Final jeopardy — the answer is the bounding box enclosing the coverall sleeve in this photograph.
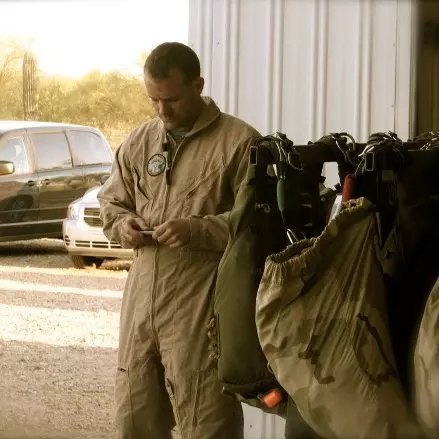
[97,143,138,244]
[187,135,257,252]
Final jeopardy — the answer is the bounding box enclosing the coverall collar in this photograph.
[186,96,221,137]
[156,97,221,144]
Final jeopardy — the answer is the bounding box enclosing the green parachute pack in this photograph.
[212,133,353,412]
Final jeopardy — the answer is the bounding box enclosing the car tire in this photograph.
[70,255,104,269]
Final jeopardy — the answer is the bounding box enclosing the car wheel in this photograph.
[70,255,103,269]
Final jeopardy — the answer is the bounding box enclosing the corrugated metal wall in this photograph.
[189,0,418,142]
[190,0,419,186]
[188,2,420,438]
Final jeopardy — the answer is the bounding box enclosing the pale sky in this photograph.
[0,0,189,77]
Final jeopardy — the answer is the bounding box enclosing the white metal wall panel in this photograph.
[188,0,419,435]
[190,0,418,187]
[189,0,418,141]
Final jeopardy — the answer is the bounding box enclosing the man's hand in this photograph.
[152,219,191,248]
[120,217,153,249]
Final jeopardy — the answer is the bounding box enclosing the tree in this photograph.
[0,38,24,89]
[0,38,26,119]
[0,38,156,140]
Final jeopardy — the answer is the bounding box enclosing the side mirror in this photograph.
[0,160,14,176]
[100,174,110,185]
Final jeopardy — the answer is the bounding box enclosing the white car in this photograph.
[63,186,132,268]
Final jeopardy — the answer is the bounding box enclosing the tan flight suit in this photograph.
[98,98,259,439]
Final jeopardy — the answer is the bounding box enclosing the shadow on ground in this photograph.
[0,239,131,271]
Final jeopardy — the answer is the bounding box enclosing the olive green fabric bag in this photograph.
[212,136,330,414]
[213,158,289,411]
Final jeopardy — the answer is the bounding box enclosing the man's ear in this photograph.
[194,77,204,94]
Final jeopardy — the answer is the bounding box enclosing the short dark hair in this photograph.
[144,42,201,82]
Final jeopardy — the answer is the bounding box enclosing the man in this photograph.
[98,42,260,439]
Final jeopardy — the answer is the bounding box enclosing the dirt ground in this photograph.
[0,239,130,439]
[0,239,284,439]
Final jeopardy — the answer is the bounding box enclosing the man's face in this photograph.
[144,68,204,131]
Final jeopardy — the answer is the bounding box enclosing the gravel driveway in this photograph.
[0,239,284,439]
[0,239,130,439]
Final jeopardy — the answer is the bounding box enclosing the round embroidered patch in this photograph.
[147,154,166,176]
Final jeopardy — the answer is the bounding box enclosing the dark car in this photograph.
[0,121,113,242]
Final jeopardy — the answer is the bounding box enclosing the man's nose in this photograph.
[157,101,171,116]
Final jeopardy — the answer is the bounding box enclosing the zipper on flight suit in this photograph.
[149,134,188,348]
[163,141,173,186]
[159,133,188,220]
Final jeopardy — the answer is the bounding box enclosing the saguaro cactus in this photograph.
[22,51,39,120]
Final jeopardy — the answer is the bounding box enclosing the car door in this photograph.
[0,132,39,239]
[66,129,113,189]
[28,129,85,234]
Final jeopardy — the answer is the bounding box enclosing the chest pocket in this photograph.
[188,160,228,202]
[132,167,152,206]
[171,159,207,196]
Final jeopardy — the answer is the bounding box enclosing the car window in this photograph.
[30,132,73,171]
[0,137,30,174]
[69,130,112,166]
